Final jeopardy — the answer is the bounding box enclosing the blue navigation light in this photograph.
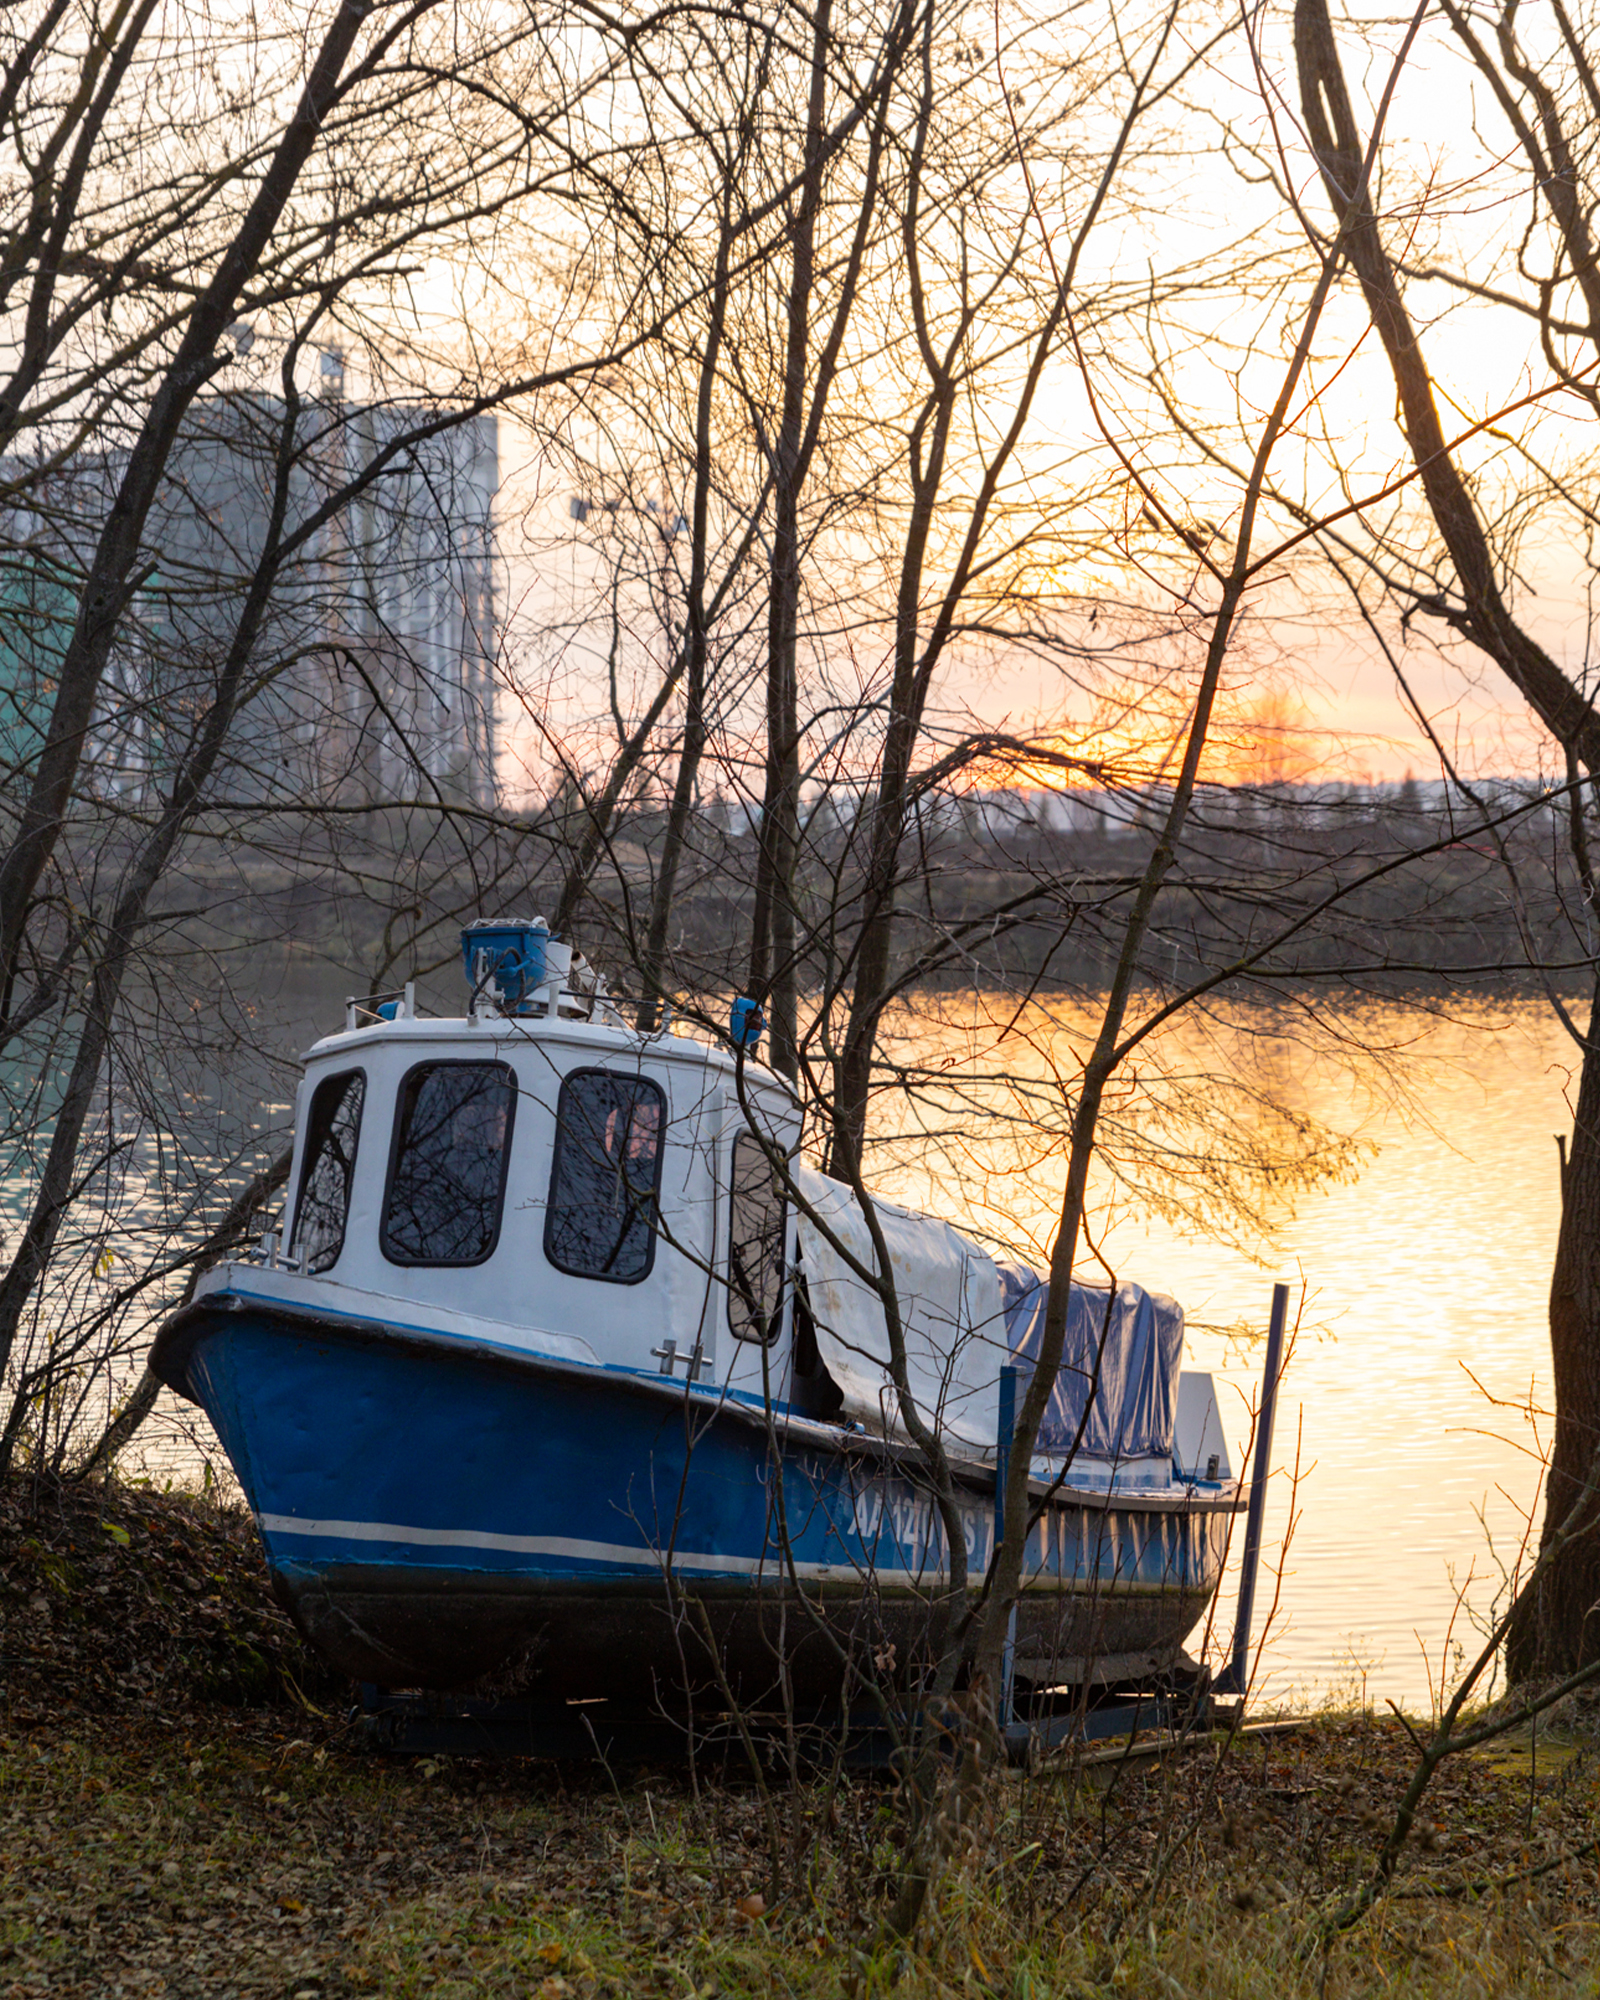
[730,996,765,1052]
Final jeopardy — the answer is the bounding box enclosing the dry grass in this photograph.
[2,1475,1597,1996]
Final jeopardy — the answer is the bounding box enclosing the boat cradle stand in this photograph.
[355,1660,1234,1771]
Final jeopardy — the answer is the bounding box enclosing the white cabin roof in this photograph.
[301,1008,799,1112]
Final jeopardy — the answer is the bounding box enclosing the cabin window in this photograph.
[544,1068,665,1284]
[290,1069,365,1274]
[728,1131,786,1342]
[381,1061,516,1267]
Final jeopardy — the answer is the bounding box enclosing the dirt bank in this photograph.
[4,1477,1599,1997]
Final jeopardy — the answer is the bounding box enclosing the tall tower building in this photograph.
[148,392,500,809]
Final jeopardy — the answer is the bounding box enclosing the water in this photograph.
[122,978,1572,1713]
[1148,1000,1571,1715]
[875,990,1574,1713]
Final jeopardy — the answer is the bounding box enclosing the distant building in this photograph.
[0,393,500,811]
[0,455,138,796]
[151,393,499,808]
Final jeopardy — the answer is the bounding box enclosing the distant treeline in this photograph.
[534,777,1583,1002]
[153,775,1583,1032]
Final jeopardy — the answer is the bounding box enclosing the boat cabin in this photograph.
[257,928,803,1419]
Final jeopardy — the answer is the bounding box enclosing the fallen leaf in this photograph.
[537,1940,564,1965]
[736,1892,766,1920]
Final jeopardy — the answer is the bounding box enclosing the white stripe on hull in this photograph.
[260,1512,848,1578]
[257,1511,1192,1595]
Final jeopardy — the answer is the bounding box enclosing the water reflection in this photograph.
[875,991,1571,1710]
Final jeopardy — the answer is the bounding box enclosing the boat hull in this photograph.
[152,1294,1232,1701]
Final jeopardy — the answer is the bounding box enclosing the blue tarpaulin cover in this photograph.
[997,1263,1185,1461]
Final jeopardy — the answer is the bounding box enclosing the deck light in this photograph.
[730,996,764,1053]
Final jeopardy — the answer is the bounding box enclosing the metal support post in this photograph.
[995,1364,1021,1729]
[1214,1281,1290,1700]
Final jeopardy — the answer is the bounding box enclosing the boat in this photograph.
[150,920,1240,1707]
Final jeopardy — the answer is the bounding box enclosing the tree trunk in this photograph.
[635,650,708,1030]
[0,0,377,1016]
[1508,962,1600,1676]
[746,0,833,1086]
[635,195,734,1031]
[1293,0,1600,774]
[826,375,953,1177]
[1295,0,1600,1679]
[0,388,307,1448]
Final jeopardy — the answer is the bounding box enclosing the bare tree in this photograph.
[821,0,1201,1180]
[1279,0,1600,1678]
[0,0,745,1472]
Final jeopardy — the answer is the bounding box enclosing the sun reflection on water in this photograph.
[871,990,1569,1710]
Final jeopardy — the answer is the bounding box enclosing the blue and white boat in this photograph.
[151,922,1239,1703]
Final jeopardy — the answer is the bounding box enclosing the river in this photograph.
[1169,995,1570,1716]
[871,988,1573,1714]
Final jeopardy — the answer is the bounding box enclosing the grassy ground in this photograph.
[3,1475,1598,1998]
